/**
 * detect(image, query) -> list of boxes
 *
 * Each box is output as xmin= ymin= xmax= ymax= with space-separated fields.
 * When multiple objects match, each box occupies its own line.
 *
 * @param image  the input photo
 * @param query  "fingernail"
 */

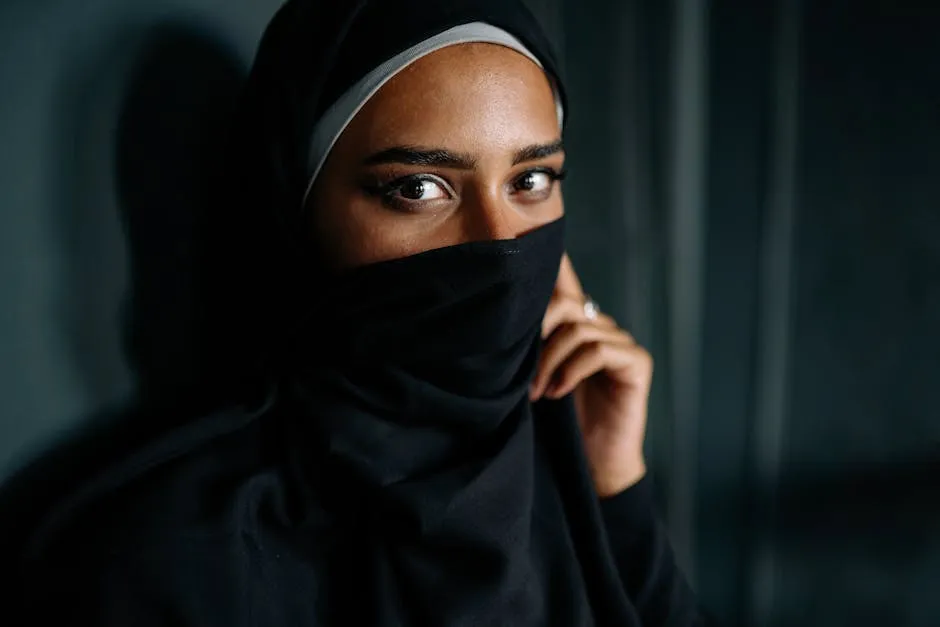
xmin=529 ymin=383 xmax=539 ymax=401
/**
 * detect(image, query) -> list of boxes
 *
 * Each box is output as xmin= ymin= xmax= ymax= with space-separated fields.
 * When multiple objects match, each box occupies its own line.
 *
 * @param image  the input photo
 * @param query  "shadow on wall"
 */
xmin=114 ymin=23 xmax=248 ymax=404
xmin=0 ymin=21 xmax=249 ymax=576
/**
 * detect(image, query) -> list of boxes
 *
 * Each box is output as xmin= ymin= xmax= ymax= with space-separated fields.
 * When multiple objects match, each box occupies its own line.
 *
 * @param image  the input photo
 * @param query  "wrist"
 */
xmin=593 ymin=457 xmax=647 ymax=499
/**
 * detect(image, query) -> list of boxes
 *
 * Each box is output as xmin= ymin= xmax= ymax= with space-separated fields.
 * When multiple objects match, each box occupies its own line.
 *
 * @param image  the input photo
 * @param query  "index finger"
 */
xmin=555 ymin=253 xmax=585 ymax=300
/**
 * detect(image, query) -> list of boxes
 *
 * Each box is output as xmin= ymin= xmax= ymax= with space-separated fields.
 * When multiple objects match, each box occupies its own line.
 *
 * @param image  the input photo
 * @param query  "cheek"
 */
xmin=516 ymin=189 xmax=565 ymax=228
xmin=538 ymin=192 xmax=565 ymax=222
xmin=313 ymin=190 xmax=567 ymax=269
xmin=310 ymin=187 xmax=437 ymax=269
xmin=309 ymin=163 xmax=567 ymax=269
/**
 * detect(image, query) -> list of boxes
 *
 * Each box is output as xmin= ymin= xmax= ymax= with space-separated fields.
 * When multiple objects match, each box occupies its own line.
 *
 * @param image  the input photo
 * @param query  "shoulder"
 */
xmin=17 ymin=402 xmax=275 ymax=613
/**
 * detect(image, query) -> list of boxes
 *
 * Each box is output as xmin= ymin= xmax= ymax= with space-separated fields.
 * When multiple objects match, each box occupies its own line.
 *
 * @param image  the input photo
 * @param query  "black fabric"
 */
xmin=14 ymin=0 xmax=707 ymax=625
xmin=276 ymin=219 xmax=567 ymax=625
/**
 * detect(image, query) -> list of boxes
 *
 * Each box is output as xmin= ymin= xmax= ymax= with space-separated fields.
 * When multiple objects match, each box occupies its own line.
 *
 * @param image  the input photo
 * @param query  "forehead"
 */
xmin=340 ymin=43 xmax=560 ymax=151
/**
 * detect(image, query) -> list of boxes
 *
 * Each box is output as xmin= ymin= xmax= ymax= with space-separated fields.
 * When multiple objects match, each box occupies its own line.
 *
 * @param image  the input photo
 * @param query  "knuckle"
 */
xmin=635 ymin=346 xmax=653 ymax=368
xmin=572 ymin=321 xmax=594 ymax=343
xmin=587 ymin=341 xmax=606 ymax=360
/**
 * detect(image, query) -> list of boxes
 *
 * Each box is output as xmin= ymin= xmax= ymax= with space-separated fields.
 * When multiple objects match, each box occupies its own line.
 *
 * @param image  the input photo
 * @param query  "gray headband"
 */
xmin=301 ymin=21 xmax=564 ymax=207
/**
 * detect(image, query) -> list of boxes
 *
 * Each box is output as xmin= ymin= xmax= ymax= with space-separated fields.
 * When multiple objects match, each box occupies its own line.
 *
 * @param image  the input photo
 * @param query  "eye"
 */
xmin=513 ymin=171 xmax=553 ymax=193
xmin=510 ymin=168 xmax=566 ymax=199
xmin=387 ymin=175 xmax=451 ymax=202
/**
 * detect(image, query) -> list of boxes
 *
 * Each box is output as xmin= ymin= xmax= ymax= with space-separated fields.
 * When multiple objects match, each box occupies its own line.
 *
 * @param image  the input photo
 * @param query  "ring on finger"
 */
xmin=583 ymin=295 xmax=600 ymax=321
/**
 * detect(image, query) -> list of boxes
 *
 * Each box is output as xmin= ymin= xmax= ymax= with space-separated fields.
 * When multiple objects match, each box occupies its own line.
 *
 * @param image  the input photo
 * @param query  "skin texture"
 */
xmin=310 ymin=43 xmax=650 ymax=497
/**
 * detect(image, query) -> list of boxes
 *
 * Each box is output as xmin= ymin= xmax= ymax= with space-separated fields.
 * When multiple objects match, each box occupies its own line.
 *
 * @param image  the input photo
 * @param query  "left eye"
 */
xmin=512 ymin=171 xmax=554 ymax=194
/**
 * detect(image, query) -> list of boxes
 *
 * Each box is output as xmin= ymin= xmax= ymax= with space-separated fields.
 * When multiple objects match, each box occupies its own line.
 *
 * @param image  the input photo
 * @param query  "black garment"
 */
xmin=16 ymin=1 xmax=707 ymax=625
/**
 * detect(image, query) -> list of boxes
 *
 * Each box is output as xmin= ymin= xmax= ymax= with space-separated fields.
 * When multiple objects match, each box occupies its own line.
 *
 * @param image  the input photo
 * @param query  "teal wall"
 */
xmin=0 ymin=0 xmax=282 ymax=479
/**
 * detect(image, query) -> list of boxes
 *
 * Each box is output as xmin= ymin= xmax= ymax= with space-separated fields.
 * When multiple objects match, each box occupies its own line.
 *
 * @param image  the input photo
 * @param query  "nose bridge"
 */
xmin=464 ymin=184 xmax=518 ymax=241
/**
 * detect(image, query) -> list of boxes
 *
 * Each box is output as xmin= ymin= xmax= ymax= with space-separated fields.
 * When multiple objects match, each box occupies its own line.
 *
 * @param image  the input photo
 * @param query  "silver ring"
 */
xmin=583 ymin=295 xmax=600 ymax=321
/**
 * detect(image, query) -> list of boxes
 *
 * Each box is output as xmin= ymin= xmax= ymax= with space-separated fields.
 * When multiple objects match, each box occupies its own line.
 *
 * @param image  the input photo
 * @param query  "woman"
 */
xmin=19 ymin=0 xmax=708 ymax=625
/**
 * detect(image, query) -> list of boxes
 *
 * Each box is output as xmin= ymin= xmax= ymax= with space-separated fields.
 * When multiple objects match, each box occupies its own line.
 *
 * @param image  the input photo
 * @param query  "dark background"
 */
xmin=1 ymin=0 xmax=937 ymax=625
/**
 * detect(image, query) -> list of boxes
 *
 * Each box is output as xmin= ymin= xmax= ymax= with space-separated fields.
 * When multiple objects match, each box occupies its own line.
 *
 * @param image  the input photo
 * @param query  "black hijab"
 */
xmin=246 ymin=2 xmax=574 ymax=623
xmin=17 ymin=1 xmax=706 ymax=625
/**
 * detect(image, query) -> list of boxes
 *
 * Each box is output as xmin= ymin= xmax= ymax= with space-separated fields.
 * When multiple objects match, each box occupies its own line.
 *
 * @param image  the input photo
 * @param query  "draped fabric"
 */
xmin=282 ymin=219 xmax=567 ymax=624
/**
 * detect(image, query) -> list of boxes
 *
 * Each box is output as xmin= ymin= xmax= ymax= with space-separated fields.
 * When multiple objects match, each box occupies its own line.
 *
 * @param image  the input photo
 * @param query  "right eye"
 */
xmin=384 ymin=175 xmax=452 ymax=203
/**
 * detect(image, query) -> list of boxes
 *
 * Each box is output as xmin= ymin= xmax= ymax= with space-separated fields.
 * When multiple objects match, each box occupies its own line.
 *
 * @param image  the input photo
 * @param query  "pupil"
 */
xmin=519 ymin=173 xmax=536 ymax=191
xmin=402 ymin=180 xmax=426 ymax=200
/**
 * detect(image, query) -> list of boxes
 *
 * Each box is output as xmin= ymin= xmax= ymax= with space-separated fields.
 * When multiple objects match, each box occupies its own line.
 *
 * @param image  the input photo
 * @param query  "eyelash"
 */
xmin=366 ymin=167 xmax=568 ymax=211
xmin=512 ymin=167 xmax=568 ymax=192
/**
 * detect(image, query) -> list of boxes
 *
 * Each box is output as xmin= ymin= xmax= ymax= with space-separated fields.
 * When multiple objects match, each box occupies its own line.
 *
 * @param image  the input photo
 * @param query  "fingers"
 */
xmin=541 ymin=296 xmax=618 ymax=339
xmin=555 ymin=253 xmax=585 ymax=299
xmin=540 ymin=341 xmax=652 ymax=400
xmin=533 ymin=291 xmax=648 ymax=401
xmin=531 ymin=321 xmax=628 ymax=398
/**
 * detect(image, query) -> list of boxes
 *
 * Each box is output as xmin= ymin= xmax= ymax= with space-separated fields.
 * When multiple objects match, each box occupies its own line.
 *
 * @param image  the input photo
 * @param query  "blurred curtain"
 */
xmin=547 ymin=0 xmax=940 ymax=626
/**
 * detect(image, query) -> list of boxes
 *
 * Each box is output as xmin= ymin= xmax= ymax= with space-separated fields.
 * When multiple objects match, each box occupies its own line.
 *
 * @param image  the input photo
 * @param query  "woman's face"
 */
xmin=309 ymin=43 xmax=565 ymax=269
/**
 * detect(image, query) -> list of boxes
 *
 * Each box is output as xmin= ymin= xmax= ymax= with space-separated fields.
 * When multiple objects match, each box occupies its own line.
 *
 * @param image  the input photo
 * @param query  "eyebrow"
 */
xmin=362 ymin=146 xmax=477 ymax=169
xmin=511 ymin=139 xmax=565 ymax=165
xmin=361 ymin=139 xmax=565 ymax=170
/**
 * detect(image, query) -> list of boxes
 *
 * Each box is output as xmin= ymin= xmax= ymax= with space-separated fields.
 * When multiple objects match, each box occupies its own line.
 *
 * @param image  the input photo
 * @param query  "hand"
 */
xmin=530 ymin=254 xmax=652 ymax=497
